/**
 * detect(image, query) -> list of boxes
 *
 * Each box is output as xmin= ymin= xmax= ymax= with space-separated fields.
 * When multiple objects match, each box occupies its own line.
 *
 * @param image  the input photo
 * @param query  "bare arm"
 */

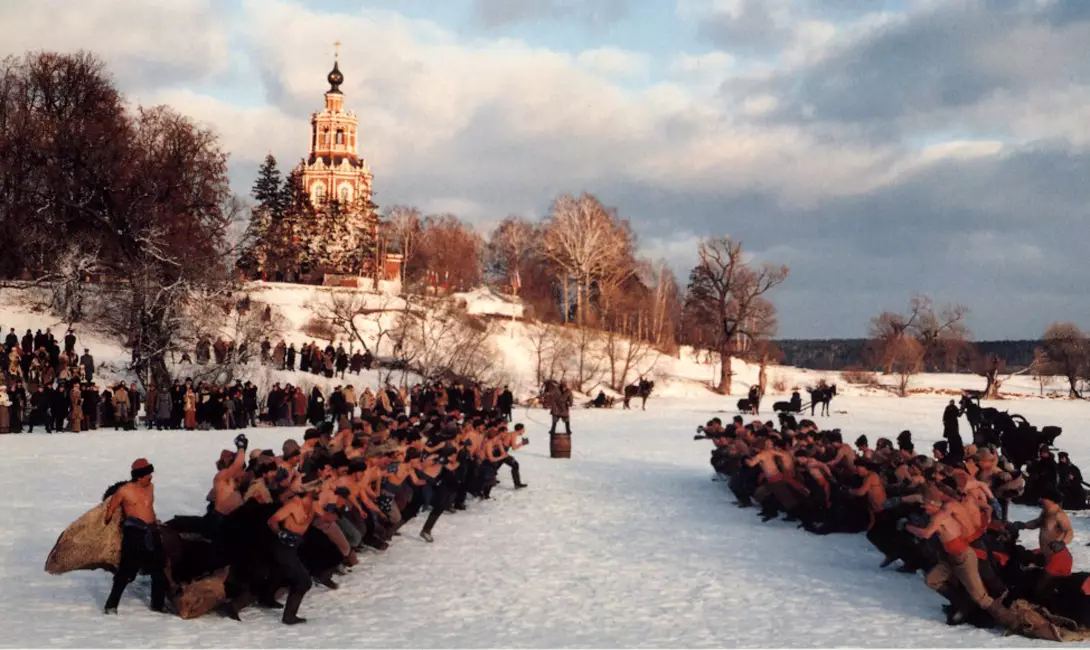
xmin=104 ymin=486 xmax=125 ymax=524
xmin=906 ymin=512 xmax=944 ymax=539
xmin=268 ymin=502 xmax=291 ymax=534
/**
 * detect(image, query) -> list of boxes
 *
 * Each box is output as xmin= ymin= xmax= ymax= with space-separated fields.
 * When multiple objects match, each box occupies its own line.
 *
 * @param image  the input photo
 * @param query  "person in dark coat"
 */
xmin=307 ymin=387 xmax=325 ymax=426
xmin=548 ymin=384 xmax=572 ymax=435
xmin=942 ymin=399 xmax=964 ymax=462
xmin=285 ymin=344 xmax=296 ymax=372
xmin=1057 ymin=452 xmax=1088 ymax=510
xmin=27 ymin=385 xmax=52 ymax=433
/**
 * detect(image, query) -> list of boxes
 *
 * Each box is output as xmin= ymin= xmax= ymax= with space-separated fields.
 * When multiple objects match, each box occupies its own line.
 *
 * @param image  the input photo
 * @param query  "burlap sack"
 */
xmin=44 ymin=501 xmax=122 ymax=575
xmin=1006 ymin=599 xmax=1090 ymax=643
xmin=172 ymin=567 xmax=228 ymax=620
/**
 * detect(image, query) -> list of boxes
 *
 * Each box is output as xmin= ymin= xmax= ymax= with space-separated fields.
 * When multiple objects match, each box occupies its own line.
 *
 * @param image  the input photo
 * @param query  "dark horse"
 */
xmin=623 ymin=379 xmax=654 ymax=410
xmin=807 ymin=384 xmax=837 ymax=417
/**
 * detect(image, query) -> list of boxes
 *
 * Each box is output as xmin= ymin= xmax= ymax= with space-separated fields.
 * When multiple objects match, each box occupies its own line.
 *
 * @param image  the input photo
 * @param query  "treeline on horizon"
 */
xmin=775 ymin=339 xmax=1039 ymax=372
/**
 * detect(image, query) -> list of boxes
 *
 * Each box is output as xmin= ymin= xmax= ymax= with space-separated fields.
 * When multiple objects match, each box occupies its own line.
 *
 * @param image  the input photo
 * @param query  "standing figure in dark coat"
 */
xmin=1057 ymin=452 xmax=1088 ymax=510
xmin=942 ymin=400 xmax=964 ymax=463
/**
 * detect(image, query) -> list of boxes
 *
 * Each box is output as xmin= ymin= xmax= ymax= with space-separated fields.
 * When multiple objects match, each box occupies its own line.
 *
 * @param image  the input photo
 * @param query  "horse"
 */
xmin=623 ymin=379 xmax=654 ymax=410
xmin=807 ymin=384 xmax=837 ymax=417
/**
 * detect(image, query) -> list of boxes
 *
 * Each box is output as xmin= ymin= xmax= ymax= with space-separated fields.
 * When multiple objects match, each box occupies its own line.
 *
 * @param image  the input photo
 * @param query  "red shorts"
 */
xmin=943 ymin=536 xmax=970 ymax=556
xmin=1037 ymin=548 xmax=1074 ymax=577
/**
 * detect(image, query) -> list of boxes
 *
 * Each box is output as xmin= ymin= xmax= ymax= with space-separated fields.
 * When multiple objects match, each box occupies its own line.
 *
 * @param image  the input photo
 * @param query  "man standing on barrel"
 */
xmin=547 ymin=383 xmax=572 ymax=436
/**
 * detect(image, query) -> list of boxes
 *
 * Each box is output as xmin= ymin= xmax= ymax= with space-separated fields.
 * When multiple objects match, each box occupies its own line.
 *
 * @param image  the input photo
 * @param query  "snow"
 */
xmin=5 ymin=284 xmax=1090 ymax=646
xmin=453 ymin=287 xmax=525 ymax=319
xmin=3 ymin=393 xmax=1090 ymax=647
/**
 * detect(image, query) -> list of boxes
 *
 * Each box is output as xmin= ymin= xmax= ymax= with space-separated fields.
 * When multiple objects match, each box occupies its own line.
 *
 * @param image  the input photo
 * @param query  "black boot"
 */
xmin=282 ymin=591 xmax=307 ymax=625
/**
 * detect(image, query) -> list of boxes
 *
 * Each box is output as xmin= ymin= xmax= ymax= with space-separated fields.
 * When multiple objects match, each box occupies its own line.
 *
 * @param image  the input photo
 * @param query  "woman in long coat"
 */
xmin=70 ymin=384 xmax=83 ymax=433
xmin=156 ymin=388 xmax=172 ymax=430
xmin=183 ymin=388 xmax=197 ymax=430
xmin=292 ymin=386 xmax=307 ymax=426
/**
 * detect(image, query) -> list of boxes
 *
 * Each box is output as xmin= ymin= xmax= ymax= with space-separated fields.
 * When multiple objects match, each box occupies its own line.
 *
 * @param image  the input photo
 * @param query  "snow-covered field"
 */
xmin=3 ymin=393 xmax=1090 ymax=648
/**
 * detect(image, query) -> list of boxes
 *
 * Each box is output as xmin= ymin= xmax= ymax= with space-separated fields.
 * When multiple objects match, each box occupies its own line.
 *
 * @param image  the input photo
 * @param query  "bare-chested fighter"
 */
xmin=1012 ymin=493 xmax=1075 ymax=597
xmin=907 ymin=489 xmax=1014 ymax=628
xmin=209 ymin=434 xmax=249 ymax=525
xmin=103 ymin=458 xmax=168 ymax=615
xmin=267 ymin=490 xmax=317 ymax=625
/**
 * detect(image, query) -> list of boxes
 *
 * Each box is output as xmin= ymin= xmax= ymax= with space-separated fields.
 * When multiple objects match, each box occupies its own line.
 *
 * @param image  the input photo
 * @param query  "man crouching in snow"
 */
xmin=103 ymin=458 xmax=168 ymax=615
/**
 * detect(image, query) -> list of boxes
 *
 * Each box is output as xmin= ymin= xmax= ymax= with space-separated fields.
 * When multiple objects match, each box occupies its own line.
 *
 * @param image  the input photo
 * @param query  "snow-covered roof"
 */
xmin=453 ymin=287 xmax=525 ymax=319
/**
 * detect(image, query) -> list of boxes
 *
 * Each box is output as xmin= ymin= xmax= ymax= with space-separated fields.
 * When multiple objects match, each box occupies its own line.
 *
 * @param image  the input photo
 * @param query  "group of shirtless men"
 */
xmin=701 ymin=415 xmax=1087 ymax=632
xmin=102 ymin=411 xmax=529 ymax=624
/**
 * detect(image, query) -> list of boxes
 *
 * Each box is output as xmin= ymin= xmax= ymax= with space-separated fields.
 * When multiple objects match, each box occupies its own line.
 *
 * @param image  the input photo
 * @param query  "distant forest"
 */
xmin=774 ymin=339 xmax=1039 ymax=372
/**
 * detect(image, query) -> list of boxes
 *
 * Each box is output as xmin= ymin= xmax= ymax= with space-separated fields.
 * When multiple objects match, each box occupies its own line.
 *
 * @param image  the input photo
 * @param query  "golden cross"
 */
xmin=334 ymin=40 xmax=341 ymax=60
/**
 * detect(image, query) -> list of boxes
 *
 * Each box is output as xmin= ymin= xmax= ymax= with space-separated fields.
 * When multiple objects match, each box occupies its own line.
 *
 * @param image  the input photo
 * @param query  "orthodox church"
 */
xmin=293 ymin=48 xmax=401 ymax=284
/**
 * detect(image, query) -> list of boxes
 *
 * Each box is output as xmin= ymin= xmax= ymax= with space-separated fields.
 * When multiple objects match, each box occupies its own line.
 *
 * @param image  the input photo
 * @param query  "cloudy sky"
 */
xmin=4 ymin=0 xmax=1089 ymax=339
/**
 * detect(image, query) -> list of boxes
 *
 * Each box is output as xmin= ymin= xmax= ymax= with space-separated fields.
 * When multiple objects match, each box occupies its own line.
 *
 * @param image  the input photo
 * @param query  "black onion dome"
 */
xmin=327 ymin=60 xmax=343 ymax=93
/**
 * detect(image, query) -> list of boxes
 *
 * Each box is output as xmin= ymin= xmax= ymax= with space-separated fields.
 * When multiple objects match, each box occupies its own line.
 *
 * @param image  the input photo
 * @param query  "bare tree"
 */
xmin=972 ymin=353 xmax=1027 ymax=400
xmin=384 ymin=205 xmax=421 ymax=284
xmin=541 ymin=193 xmax=631 ymax=325
xmin=869 ymin=294 xmax=970 ymax=374
xmin=307 ymin=289 xmax=407 ymax=357
xmin=525 ymin=321 xmax=569 ymax=386
xmin=889 ymin=336 xmax=925 ymax=397
xmin=680 ymin=237 xmax=789 ymax=395
xmin=1042 ymin=322 xmax=1088 ymax=398
xmin=391 ymin=299 xmax=501 ymax=385
xmin=485 ymin=216 xmax=536 ymax=294
xmin=569 ymin=324 xmax=604 ymax=392
xmin=1031 ymin=347 xmax=1056 ymax=396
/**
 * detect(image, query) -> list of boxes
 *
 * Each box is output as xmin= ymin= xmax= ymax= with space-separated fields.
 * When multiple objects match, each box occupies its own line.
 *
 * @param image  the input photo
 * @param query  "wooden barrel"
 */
xmin=550 ymin=433 xmax=571 ymax=459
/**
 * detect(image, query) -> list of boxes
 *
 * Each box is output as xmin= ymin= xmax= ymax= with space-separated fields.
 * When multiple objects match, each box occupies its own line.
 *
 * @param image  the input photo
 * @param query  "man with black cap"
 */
xmin=103 ymin=458 xmax=167 ymax=615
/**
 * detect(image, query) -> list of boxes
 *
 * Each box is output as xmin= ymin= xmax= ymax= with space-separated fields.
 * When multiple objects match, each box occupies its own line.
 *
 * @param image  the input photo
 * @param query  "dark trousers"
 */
xmin=422 ymin=474 xmax=456 ymax=535
xmin=27 ymin=410 xmax=51 ymax=433
xmin=105 ymin=524 xmax=167 ymax=611
xmin=549 ymin=415 xmax=571 ymax=434
xmin=272 ymin=540 xmax=312 ymax=595
xmin=501 ymin=456 xmax=523 ymax=486
xmin=455 ymin=462 xmax=479 ymax=507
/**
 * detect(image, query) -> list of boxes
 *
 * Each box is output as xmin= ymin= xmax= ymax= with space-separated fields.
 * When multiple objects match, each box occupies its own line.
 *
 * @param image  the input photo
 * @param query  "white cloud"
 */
xmin=575 ymin=47 xmax=649 ymax=78
xmin=0 ymin=0 xmax=229 ymax=89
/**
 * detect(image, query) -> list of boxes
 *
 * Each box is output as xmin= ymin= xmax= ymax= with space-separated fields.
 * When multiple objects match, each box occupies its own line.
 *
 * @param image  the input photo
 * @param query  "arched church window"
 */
xmin=323 ymin=129 xmax=330 ymax=145
xmin=340 ymin=186 xmax=351 ymax=203
xmin=336 ymin=129 xmax=344 ymax=145
xmin=314 ymin=185 xmax=326 ymax=204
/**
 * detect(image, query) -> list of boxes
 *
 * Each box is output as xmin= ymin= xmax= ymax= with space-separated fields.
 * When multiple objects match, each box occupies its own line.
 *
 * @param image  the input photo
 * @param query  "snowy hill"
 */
xmin=0 ymin=283 xmax=1067 ymax=404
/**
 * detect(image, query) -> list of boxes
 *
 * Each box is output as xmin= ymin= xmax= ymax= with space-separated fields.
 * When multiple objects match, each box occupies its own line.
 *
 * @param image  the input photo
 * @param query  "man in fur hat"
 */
xmin=102 ymin=458 xmax=167 ymax=615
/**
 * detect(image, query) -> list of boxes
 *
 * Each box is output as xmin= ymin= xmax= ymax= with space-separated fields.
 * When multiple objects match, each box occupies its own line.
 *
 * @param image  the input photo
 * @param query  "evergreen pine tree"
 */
xmin=251 ymin=154 xmax=283 ymax=210
xmin=239 ymin=154 xmax=284 ymax=278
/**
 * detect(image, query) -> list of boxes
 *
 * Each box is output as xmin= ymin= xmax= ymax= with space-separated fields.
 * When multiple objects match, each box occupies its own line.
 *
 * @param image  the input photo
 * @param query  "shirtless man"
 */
xmin=267 ymin=490 xmax=317 ymax=625
xmin=210 ymin=434 xmax=249 ymax=522
xmin=907 ymin=489 xmax=1012 ymax=627
xmin=103 ymin=458 xmax=168 ymax=615
xmin=498 ymin=423 xmax=529 ymax=489
xmin=748 ymin=438 xmax=800 ymax=521
xmin=1012 ymin=494 xmax=1074 ymax=594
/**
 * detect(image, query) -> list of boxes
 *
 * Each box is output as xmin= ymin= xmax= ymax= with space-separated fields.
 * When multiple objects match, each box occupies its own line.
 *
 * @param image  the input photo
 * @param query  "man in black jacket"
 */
xmin=27 ymin=385 xmax=52 ymax=433
xmin=498 ymin=385 xmax=514 ymax=422
xmin=942 ymin=399 xmax=964 ymax=462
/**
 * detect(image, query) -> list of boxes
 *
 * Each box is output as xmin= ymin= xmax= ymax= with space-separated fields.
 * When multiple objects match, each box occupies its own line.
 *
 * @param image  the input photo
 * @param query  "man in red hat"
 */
xmin=102 ymin=458 xmax=167 ymax=615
